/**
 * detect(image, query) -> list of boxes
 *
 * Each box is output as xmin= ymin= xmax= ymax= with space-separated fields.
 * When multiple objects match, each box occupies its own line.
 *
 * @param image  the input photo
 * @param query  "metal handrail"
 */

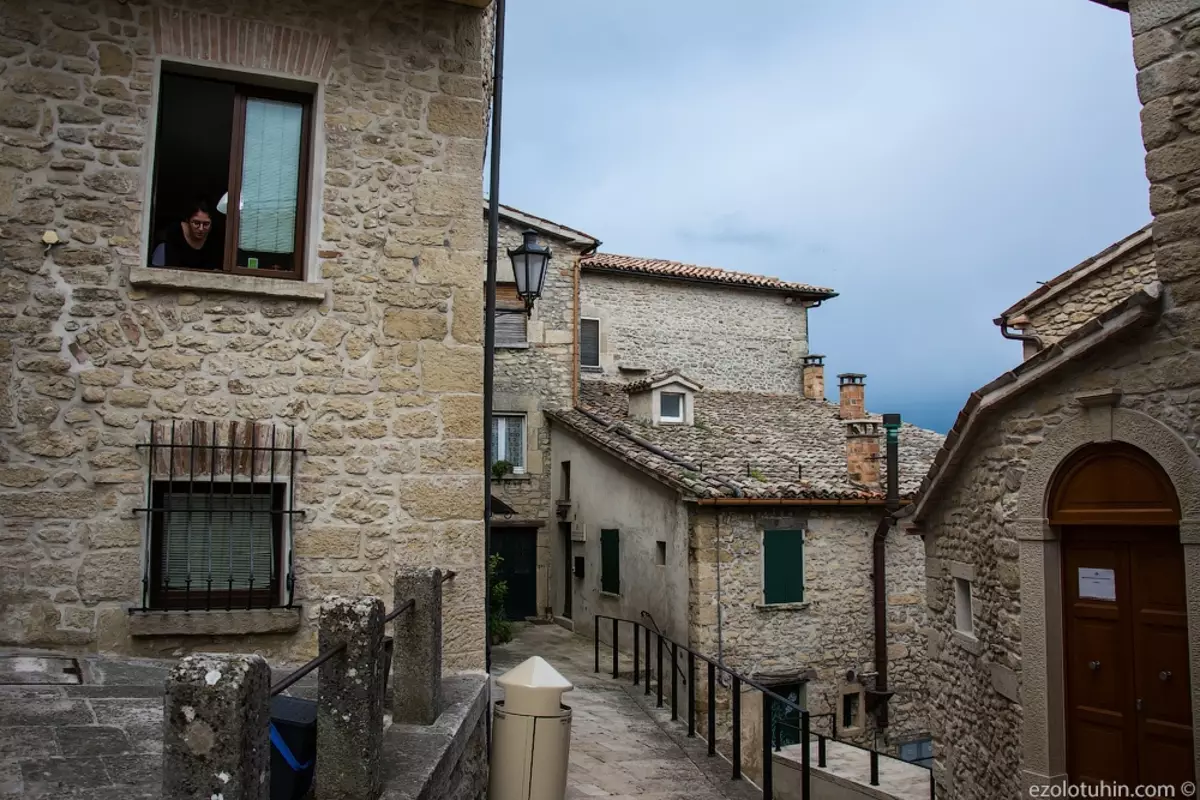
xmin=593 ymin=613 xmax=933 ymax=799
xmin=270 ymin=571 xmax=456 ymax=697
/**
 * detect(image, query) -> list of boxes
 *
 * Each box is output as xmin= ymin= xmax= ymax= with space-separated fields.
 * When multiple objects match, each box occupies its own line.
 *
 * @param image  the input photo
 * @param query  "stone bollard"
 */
xmin=162 ymin=653 xmax=271 ymax=800
xmin=392 ymin=566 xmax=442 ymax=724
xmin=316 ymin=595 xmax=386 ymax=800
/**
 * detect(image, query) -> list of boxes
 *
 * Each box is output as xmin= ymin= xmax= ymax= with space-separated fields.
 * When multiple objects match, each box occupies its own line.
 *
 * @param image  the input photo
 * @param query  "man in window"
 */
xmin=151 ymin=199 xmax=224 ymax=270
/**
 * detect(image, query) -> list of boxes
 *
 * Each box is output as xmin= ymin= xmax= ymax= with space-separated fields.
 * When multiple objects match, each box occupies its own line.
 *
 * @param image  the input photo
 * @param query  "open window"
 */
xmin=149 ymin=71 xmax=313 ymax=280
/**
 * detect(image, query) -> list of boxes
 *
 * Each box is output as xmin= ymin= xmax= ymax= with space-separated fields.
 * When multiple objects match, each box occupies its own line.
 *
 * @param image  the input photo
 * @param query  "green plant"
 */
xmin=749 ymin=468 xmax=767 ymax=482
xmin=491 ymin=460 xmax=513 ymax=481
xmin=488 ymin=553 xmax=513 ymax=644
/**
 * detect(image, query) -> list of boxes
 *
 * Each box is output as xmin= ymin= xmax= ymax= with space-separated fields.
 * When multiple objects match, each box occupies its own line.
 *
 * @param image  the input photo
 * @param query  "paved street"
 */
xmin=491 ymin=623 xmax=755 ymax=800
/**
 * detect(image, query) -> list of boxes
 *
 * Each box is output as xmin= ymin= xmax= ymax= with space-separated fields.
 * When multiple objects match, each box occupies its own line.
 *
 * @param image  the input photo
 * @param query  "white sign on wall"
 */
xmin=1078 ymin=567 xmax=1116 ymax=601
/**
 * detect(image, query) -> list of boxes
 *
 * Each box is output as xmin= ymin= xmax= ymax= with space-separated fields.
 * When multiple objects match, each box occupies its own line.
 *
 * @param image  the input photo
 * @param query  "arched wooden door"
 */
xmin=1051 ymin=443 xmax=1193 ymax=786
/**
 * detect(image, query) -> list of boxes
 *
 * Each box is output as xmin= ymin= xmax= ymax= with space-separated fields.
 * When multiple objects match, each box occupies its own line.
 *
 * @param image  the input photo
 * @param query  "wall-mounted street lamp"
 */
xmin=508 ymin=229 xmax=551 ymax=315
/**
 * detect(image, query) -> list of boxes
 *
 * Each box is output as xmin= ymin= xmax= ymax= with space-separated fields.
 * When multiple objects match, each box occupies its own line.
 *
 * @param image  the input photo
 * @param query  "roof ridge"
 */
xmin=581 ymin=251 xmax=837 ymax=297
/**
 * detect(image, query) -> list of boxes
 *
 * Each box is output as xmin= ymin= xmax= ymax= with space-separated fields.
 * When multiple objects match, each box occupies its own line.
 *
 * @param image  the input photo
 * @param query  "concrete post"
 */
xmin=392 ymin=566 xmax=443 ymax=724
xmin=316 ymin=595 xmax=386 ymax=800
xmin=162 ymin=653 xmax=271 ymax=800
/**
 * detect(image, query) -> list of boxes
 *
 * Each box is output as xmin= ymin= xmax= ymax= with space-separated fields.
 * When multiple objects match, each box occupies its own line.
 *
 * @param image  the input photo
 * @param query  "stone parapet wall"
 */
xmin=1023 ymin=236 xmax=1157 ymax=346
xmin=580 ymin=272 xmax=810 ymax=393
xmin=0 ymin=0 xmax=489 ymax=666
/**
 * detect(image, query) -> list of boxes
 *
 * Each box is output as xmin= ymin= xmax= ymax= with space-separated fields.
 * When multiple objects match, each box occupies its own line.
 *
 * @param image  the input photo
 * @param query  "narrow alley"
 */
xmin=491 ymin=624 xmax=756 ymax=800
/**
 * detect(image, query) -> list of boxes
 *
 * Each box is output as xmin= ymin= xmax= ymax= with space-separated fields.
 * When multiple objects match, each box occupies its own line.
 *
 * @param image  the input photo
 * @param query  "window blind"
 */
xmin=496 ymin=310 xmax=527 ymax=346
xmin=580 ymin=319 xmax=600 ymax=366
xmin=161 ymin=491 xmax=275 ymax=592
xmin=239 ymin=98 xmax=303 ymax=254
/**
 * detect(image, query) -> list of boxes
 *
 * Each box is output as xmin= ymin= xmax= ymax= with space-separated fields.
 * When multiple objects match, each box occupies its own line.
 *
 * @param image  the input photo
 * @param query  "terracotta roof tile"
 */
xmin=548 ymin=381 xmax=944 ymax=501
xmin=581 ymin=253 xmax=837 ymax=297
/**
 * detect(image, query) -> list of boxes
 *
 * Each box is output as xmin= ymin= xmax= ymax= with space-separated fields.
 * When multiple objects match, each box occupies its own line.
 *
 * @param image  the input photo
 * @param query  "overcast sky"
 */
xmin=497 ymin=1 xmax=1149 ymax=432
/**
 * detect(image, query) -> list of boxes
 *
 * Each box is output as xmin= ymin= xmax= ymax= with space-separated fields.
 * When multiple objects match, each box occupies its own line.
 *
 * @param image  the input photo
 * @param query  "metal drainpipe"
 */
xmin=483 ymin=0 xmax=507 ymax=679
xmin=993 ymin=314 xmax=1043 ymax=351
xmin=873 ymin=412 xmax=902 ymax=731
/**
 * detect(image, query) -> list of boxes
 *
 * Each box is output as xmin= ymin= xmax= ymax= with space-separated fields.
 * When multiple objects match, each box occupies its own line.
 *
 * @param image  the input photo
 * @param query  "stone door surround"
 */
xmin=1015 ymin=394 xmax=1200 ymax=795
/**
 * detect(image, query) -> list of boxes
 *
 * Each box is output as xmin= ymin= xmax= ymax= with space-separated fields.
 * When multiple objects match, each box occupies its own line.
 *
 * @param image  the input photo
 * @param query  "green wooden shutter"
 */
xmin=763 ymin=530 xmax=804 ymax=604
xmin=600 ymin=529 xmax=620 ymax=594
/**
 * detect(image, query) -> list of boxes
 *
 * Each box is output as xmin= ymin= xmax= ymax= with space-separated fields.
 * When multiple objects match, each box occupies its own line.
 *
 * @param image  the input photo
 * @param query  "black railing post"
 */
xmin=644 ymin=625 xmax=651 ymax=696
xmin=774 ymin=719 xmax=781 ymax=752
xmin=870 ymin=749 xmax=879 ymax=786
xmin=819 ymin=733 xmax=826 ymax=767
xmin=707 ymin=661 xmax=716 ymax=757
xmin=731 ymin=676 xmax=741 ymax=780
xmin=633 ymin=624 xmax=640 ymax=685
xmin=611 ymin=617 xmax=618 ymax=679
xmin=762 ymin=690 xmax=773 ymax=798
xmin=670 ymin=642 xmax=678 ymax=721
xmin=687 ymin=651 xmax=696 ymax=737
xmin=656 ymin=634 xmax=664 ymax=708
xmin=801 ymin=711 xmax=810 ymax=800
xmin=593 ymin=615 xmax=599 ymax=674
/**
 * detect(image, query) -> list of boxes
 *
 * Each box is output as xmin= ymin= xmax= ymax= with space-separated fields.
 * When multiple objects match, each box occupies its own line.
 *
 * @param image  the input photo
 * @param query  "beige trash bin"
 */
xmin=489 ymin=656 xmax=573 ymax=800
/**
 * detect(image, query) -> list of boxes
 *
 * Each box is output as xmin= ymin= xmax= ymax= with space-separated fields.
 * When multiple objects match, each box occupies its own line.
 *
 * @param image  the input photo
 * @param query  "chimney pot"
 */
xmin=837 ymin=373 xmax=867 ymax=419
xmin=802 ymin=355 xmax=825 ymax=400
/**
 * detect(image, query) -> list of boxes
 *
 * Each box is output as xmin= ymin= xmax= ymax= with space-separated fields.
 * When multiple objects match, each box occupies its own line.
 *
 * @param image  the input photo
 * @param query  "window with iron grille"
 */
xmin=137 ymin=420 xmax=303 ymax=611
xmin=770 ymin=682 xmax=807 ymax=746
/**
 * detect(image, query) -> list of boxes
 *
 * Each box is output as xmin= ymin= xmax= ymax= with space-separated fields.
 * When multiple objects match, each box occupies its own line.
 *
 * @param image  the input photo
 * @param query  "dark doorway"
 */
xmin=560 ymin=523 xmax=572 ymax=620
xmin=491 ymin=527 xmax=537 ymax=622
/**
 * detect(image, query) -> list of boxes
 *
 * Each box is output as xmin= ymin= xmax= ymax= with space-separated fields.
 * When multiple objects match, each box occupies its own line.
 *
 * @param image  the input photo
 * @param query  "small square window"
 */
xmin=655 ymin=540 xmax=666 ymax=566
xmin=491 ymin=414 xmax=526 ymax=474
xmin=660 ymin=392 xmax=684 ymax=422
xmin=955 ymin=577 xmax=973 ymax=635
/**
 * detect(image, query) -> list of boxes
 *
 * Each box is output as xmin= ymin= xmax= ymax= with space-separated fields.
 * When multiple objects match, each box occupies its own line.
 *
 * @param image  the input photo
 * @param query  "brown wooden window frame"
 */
xmin=148 ymin=479 xmax=286 ymax=611
xmin=153 ymin=73 xmax=314 ymax=282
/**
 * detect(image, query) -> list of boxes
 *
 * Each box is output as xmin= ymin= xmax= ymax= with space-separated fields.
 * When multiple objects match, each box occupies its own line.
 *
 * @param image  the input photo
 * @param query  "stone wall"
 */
xmin=1023 ymin=235 xmax=1157 ymax=346
xmin=579 ymin=272 xmax=811 ymax=393
xmin=917 ymin=317 xmax=1200 ymax=798
xmin=687 ymin=505 xmax=929 ymax=781
xmin=491 ymin=217 xmax=588 ymax=614
xmin=0 ymin=0 xmax=489 ymax=667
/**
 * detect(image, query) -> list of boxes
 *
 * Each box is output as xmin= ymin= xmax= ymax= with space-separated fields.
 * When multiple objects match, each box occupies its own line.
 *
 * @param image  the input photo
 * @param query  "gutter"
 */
xmin=994 ymin=314 xmax=1043 ymax=352
xmin=870 ymin=413 xmax=902 ymax=730
xmin=580 ymin=265 xmax=837 ymax=302
xmin=695 ymin=497 xmax=911 ymax=507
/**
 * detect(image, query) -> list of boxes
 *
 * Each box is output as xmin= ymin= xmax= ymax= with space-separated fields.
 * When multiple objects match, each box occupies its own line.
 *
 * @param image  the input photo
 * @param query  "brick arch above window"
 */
xmin=154 ymin=8 xmax=336 ymax=81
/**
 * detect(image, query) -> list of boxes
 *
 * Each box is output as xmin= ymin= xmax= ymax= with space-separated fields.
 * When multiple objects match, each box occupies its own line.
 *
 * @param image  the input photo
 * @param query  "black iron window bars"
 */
xmin=134 ymin=420 xmax=305 ymax=612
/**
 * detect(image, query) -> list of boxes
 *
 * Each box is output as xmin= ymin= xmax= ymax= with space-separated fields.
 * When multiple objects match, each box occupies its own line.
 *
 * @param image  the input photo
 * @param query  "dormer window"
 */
xmin=660 ymin=392 xmax=685 ymax=423
xmin=625 ymin=371 xmax=701 ymax=426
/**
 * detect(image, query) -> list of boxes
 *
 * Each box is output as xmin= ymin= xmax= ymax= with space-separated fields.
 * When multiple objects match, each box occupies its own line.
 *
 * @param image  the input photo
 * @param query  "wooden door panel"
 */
xmin=1131 ymin=537 xmax=1193 ymax=785
xmin=1071 ymin=719 xmax=1128 ymax=784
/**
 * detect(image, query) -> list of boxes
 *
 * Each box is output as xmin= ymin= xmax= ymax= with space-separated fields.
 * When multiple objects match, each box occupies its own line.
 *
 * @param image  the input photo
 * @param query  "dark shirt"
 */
xmin=154 ymin=223 xmax=223 ymax=270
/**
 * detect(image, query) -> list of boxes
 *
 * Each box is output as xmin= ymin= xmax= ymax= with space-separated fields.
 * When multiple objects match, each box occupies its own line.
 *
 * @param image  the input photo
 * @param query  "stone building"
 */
xmin=578 ymin=253 xmax=837 ymax=393
xmin=0 ymin=0 xmax=493 ymax=669
xmin=905 ymin=0 xmax=1200 ymax=793
xmin=488 ymin=204 xmax=597 ymax=621
xmin=549 ymin=329 xmax=944 ymax=779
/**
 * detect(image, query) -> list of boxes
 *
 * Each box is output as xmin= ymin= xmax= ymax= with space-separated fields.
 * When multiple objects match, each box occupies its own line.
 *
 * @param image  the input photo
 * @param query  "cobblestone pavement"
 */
xmin=491 ymin=623 xmax=756 ymax=800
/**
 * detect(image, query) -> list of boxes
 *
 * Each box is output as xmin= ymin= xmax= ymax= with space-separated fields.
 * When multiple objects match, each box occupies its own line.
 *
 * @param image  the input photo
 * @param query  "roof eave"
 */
xmin=580 ymin=265 xmax=838 ymax=299
xmin=487 ymin=201 xmax=600 ymax=248
xmin=910 ymin=283 xmax=1163 ymax=525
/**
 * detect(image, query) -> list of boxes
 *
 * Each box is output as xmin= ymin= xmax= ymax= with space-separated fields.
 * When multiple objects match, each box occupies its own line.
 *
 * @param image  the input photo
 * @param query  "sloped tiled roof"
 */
xmin=624 ymin=370 xmax=702 ymax=394
xmin=548 ymin=382 xmax=943 ymax=501
xmin=581 ymin=253 xmax=837 ymax=298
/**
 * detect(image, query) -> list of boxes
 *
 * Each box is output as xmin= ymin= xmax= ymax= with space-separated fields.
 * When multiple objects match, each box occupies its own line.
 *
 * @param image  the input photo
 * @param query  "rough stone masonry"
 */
xmin=0 ymin=0 xmax=491 ymax=667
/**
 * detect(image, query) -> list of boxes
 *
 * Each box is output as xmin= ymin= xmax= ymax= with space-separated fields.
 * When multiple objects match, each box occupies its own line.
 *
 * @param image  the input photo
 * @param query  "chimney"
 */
xmin=838 ymin=373 xmax=866 ymax=420
xmin=845 ymin=419 xmax=881 ymax=485
xmin=802 ymin=355 xmax=825 ymax=400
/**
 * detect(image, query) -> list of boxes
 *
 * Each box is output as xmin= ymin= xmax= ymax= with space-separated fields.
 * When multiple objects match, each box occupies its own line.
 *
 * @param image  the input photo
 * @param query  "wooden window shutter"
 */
xmin=600 ymin=528 xmax=620 ymax=594
xmin=763 ymin=530 xmax=804 ymax=604
xmin=580 ymin=319 xmax=600 ymax=366
xmin=496 ymin=282 xmax=522 ymax=309
xmin=496 ymin=310 xmax=527 ymax=346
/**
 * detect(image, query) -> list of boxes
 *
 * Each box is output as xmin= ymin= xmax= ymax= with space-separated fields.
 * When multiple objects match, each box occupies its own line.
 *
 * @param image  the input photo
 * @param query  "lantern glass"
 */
xmin=508 ymin=230 xmax=551 ymax=311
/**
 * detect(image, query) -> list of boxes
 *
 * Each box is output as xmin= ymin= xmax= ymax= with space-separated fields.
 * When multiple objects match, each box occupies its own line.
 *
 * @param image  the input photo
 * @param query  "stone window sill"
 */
xmin=130 ymin=266 xmax=327 ymax=302
xmin=599 ymin=591 xmax=621 ymax=600
xmin=754 ymin=601 xmax=810 ymax=612
xmin=496 ymin=342 xmax=531 ymax=350
xmin=128 ymin=607 xmax=303 ymax=637
xmin=495 ymin=473 xmax=531 ymax=482
xmin=580 ymin=365 xmax=603 ymax=373
xmin=952 ymin=629 xmax=982 ymax=655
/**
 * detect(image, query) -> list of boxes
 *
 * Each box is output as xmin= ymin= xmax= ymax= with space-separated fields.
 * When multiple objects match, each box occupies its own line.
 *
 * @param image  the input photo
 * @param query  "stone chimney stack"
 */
xmin=845 ymin=420 xmax=881 ymax=485
xmin=837 ymin=373 xmax=866 ymax=420
xmin=801 ymin=355 xmax=825 ymax=400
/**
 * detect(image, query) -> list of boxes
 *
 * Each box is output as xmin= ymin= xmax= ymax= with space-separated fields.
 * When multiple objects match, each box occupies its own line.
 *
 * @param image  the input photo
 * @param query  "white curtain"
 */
xmin=238 ymin=98 xmax=303 ymax=254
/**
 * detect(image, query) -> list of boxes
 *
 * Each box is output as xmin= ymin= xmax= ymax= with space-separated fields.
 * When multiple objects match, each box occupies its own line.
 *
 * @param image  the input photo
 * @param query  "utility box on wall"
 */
xmin=573 ymin=557 xmax=585 ymax=579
